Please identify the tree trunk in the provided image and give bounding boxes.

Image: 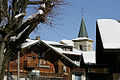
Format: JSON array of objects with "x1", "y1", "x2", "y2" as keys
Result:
[
  {"x1": 0, "y1": 41, "x2": 12, "y2": 80},
  {"x1": 0, "y1": 41, "x2": 5, "y2": 80}
]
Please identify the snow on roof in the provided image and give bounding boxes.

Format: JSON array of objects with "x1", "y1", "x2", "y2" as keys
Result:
[
  {"x1": 49, "y1": 45, "x2": 63, "y2": 53},
  {"x1": 42, "y1": 40, "x2": 82, "y2": 56},
  {"x1": 62, "y1": 49, "x2": 82, "y2": 56},
  {"x1": 41, "y1": 40, "x2": 80, "y2": 67},
  {"x1": 42, "y1": 40, "x2": 65, "y2": 53},
  {"x1": 60, "y1": 39, "x2": 74, "y2": 46},
  {"x1": 22, "y1": 39, "x2": 96, "y2": 65},
  {"x1": 21, "y1": 39, "x2": 39, "y2": 48},
  {"x1": 62, "y1": 51, "x2": 81, "y2": 56},
  {"x1": 82, "y1": 51, "x2": 96, "y2": 64},
  {"x1": 63, "y1": 48, "x2": 82, "y2": 56},
  {"x1": 97, "y1": 19, "x2": 120, "y2": 49},
  {"x1": 72, "y1": 37, "x2": 93, "y2": 41},
  {"x1": 42, "y1": 40, "x2": 63, "y2": 45}
]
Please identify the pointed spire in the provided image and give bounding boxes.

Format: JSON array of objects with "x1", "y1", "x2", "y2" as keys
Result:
[{"x1": 78, "y1": 18, "x2": 88, "y2": 38}]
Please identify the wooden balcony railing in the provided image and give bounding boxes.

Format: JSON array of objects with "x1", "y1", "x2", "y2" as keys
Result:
[
  {"x1": 24, "y1": 61, "x2": 35, "y2": 71},
  {"x1": 40, "y1": 72, "x2": 63, "y2": 78}
]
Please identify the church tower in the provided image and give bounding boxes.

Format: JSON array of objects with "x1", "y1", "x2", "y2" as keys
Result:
[{"x1": 72, "y1": 18, "x2": 93, "y2": 51}]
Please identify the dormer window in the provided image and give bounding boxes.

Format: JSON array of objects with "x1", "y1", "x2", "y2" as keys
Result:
[
  {"x1": 62, "y1": 47, "x2": 73, "y2": 51},
  {"x1": 63, "y1": 66, "x2": 66, "y2": 72},
  {"x1": 80, "y1": 45, "x2": 83, "y2": 50}
]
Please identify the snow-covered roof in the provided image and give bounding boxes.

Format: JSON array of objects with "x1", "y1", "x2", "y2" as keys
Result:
[
  {"x1": 62, "y1": 52, "x2": 81, "y2": 56},
  {"x1": 42, "y1": 40, "x2": 81, "y2": 56},
  {"x1": 60, "y1": 39, "x2": 74, "y2": 46},
  {"x1": 41, "y1": 40, "x2": 80, "y2": 67},
  {"x1": 21, "y1": 39, "x2": 39, "y2": 48},
  {"x1": 22, "y1": 39, "x2": 96, "y2": 65},
  {"x1": 42, "y1": 40, "x2": 63, "y2": 46},
  {"x1": 82, "y1": 51, "x2": 96, "y2": 64},
  {"x1": 46, "y1": 40, "x2": 96, "y2": 65},
  {"x1": 22, "y1": 39, "x2": 80, "y2": 67},
  {"x1": 62, "y1": 48, "x2": 82, "y2": 56},
  {"x1": 62, "y1": 50, "x2": 81, "y2": 56},
  {"x1": 97, "y1": 19, "x2": 120, "y2": 49},
  {"x1": 72, "y1": 37, "x2": 93, "y2": 41}
]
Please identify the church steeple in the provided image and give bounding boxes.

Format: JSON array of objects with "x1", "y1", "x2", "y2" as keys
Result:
[
  {"x1": 78, "y1": 18, "x2": 88, "y2": 38},
  {"x1": 73, "y1": 18, "x2": 93, "y2": 51}
]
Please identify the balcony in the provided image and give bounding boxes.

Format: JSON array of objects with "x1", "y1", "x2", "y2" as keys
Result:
[{"x1": 24, "y1": 61, "x2": 35, "y2": 71}]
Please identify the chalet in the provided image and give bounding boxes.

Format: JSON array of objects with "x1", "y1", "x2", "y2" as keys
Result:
[
  {"x1": 5, "y1": 39, "x2": 78, "y2": 80},
  {"x1": 96, "y1": 19, "x2": 120, "y2": 80},
  {"x1": 4, "y1": 18, "x2": 98, "y2": 80}
]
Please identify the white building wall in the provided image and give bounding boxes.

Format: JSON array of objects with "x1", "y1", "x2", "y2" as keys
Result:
[
  {"x1": 72, "y1": 74, "x2": 75, "y2": 80},
  {"x1": 74, "y1": 40, "x2": 93, "y2": 51},
  {"x1": 81, "y1": 75, "x2": 86, "y2": 80}
]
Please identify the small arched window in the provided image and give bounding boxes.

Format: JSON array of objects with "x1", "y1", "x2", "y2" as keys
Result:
[{"x1": 80, "y1": 45, "x2": 83, "y2": 50}]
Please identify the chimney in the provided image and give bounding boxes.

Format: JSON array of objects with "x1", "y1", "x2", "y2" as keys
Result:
[{"x1": 36, "y1": 36, "x2": 40, "y2": 40}]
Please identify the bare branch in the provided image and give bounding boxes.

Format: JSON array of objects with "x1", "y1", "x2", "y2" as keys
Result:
[
  {"x1": 15, "y1": 20, "x2": 39, "y2": 44},
  {"x1": 15, "y1": 14, "x2": 44, "y2": 35},
  {"x1": 15, "y1": 12, "x2": 26, "y2": 19},
  {"x1": 21, "y1": 0, "x2": 29, "y2": 12},
  {"x1": 2, "y1": 0, "x2": 8, "y2": 14},
  {"x1": 28, "y1": 1, "x2": 44, "y2": 5},
  {"x1": 0, "y1": 2, "x2": 8, "y2": 22}
]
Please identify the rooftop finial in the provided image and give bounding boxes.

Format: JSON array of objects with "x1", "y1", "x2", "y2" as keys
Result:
[{"x1": 81, "y1": 8, "x2": 84, "y2": 18}]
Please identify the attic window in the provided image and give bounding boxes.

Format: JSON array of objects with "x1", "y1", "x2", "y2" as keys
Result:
[
  {"x1": 80, "y1": 45, "x2": 83, "y2": 50},
  {"x1": 63, "y1": 66, "x2": 66, "y2": 72},
  {"x1": 62, "y1": 48, "x2": 72, "y2": 51},
  {"x1": 43, "y1": 60, "x2": 46, "y2": 64}
]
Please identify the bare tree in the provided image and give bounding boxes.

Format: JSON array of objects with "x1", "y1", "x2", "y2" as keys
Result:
[{"x1": 0, "y1": 0, "x2": 65, "y2": 79}]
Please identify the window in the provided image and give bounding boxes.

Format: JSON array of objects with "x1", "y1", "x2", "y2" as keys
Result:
[
  {"x1": 89, "y1": 45, "x2": 91, "y2": 47},
  {"x1": 75, "y1": 74, "x2": 81, "y2": 80},
  {"x1": 43, "y1": 60, "x2": 46, "y2": 64},
  {"x1": 27, "y1": 56, "x2": 31, "y2": 62},
  {"x1": 62, "y1": 47, "x2": 73, "y2": 51},
  {"x1": 63, "y1": 66, "x2": 66, "y2": 72},
  {"x1": 80, "y1": 45, "x2": 83, "y2": 50},
  {"x1": 40, "y1": 59, "x2": 42, "y2": 64}
]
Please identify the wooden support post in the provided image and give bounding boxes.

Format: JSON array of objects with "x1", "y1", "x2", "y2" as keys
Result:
[{"x1": 17, "y1": 51, "x2": 20, "y2": 80}]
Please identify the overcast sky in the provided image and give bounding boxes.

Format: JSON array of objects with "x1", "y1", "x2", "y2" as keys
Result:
[{"x1": 29, "y1": 0, "x2": 120, "y2": 49}]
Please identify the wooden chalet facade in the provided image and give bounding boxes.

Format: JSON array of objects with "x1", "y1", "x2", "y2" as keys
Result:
[
  {"x1": 5, "y1": 39, "x2": 76, "y2": 80},
  {"x1": 96, "y1": 19, "x2": 120, "y2": 80}
]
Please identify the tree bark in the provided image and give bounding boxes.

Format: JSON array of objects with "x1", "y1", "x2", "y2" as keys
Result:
[
  {"x1": 0, "y1": 41, "x2": 5, "y2": 80},
  {"x1": 0, "y1": 40, "x2": 12, "y2": 80}
]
